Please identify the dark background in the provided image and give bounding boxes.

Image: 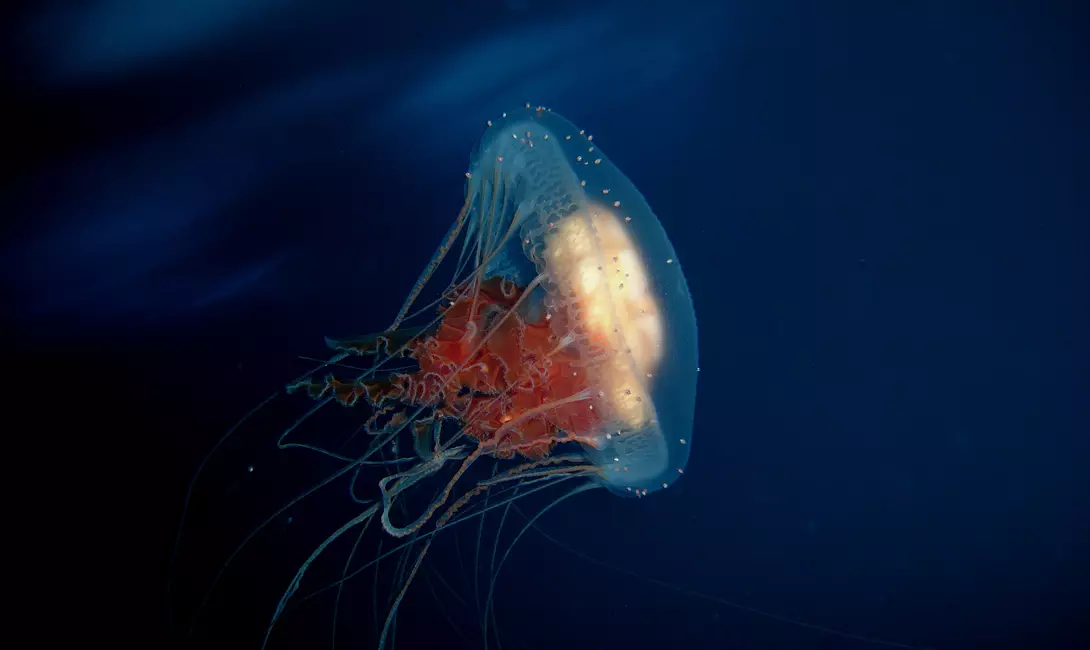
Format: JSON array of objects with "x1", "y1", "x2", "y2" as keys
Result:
[{"x1": 4, "y1": 1, "x2": 1088, "y2": 649}]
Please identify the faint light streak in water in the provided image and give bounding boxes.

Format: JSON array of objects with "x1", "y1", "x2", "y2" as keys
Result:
[
  {"x1": 361, "y1": 2, "x2": 727, "y2": 161},
  {"x1": 3, "y1": 66, "x2": 386, "y2": 332},
  {"x1": 24, "y1": 0, "x2": 290, "y2": 83},
  {"x1": 9, "y1": 0, "x2": 726, "y2": 336}
]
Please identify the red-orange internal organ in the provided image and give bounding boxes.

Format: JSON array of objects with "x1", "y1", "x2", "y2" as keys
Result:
[{"x1": 306, "y1": 278, "x2": 601, "y2": 459}]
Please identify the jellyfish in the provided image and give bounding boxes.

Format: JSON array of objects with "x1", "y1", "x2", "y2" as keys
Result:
[{"x1": 171, "y1": 103, "x2": 698, "y2": 649}]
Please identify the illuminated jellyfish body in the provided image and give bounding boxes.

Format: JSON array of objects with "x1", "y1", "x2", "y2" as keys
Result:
[
  {"x1": 175, "y1": 104, "x2": 698, "y2": 648},
  {"x1": 303, "y1": 104, "x2": 698, "y2": 498}
]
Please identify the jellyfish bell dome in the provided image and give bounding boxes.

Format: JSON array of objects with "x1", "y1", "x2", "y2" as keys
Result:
[{"x1": 469, "y1": 105, "x2": 699, "y2": 495}]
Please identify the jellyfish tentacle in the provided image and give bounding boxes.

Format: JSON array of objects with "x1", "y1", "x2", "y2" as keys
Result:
[
  {"x1": 389, "y1": 187, "x2": 474, "y2": 332},
  {"x1": 483, "y1": 482, "x2": 599, "y2": 650},
  {"x1": 474, "y1": 462, "x2": 501, "y2": 619},
  {"x1": 294, "y1": 470, "x2": 580, "y2": 610},
  {"x1": 167, "y1": 391, "x2": 278, "y2": 633},
  {"x1": 332, "y1": 505, "x2": 374, "y2": 648},
  {"x1": 381, "y1": 389, "x2": 592, "y2": 540},
  {"x1": 378, "y1": 445, "x2": 466, "y2": 537},
  {"x1": 379, "y1": 456, "x2": 591, "y2": 650},
  {"x1": 262, "y1": 505, "x2": 379, "y2": 650},
  {"x1": 482, "y1": 480, "x2": 518, "y2": 650}
]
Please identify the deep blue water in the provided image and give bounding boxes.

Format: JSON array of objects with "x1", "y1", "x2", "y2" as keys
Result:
[{"x1": 4, "y1": 1, "x2": 1089, "y2": 649}]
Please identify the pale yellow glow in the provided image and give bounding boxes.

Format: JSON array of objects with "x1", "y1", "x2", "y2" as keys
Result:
[{"x1": 543, "y1": 204, "x2": 664, "y2": 429}]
